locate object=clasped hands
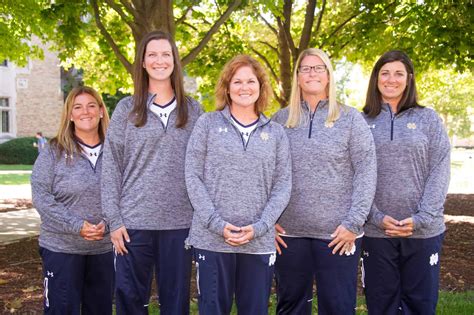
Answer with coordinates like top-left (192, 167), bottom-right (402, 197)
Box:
top-left (382, 215), bottom-right (414, 237)
top-left (80, 220), bottom-right (106, 241)
top-left (224, 223), bottom-right (255, 246)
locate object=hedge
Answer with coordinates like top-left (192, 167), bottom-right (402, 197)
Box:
top-left (0, 137), bottom-right (39, 165)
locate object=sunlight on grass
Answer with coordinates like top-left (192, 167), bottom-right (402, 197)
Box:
top-left (0, 174), bottom-right (31, 185)
top-left (0, 165), bottom-right (33, 171)
top-left (142, 291), bottom-right (473, 314)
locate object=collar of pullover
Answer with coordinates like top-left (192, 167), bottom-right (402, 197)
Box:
top-left (220, 105), bottom-right (270, 128)
top-left (380, 102), bottom-right (413, 118)
top-left (301, 99), bottom-right (329, 113)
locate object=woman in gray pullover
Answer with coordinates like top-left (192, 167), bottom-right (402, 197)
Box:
top-left (185, 55), bottom-right (292, 314)
top-left (101, 31), bottom-right (202, 315)
top-left (272, 48), bottom-right (377, 315)
top-left (31, 86), bottom-right (113, 314)
top-left (362, 50), bottom-right (450, 315)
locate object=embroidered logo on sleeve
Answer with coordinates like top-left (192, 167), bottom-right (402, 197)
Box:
top-left (429, 253), bottom-right (439, 266)
top-left (407, 122), bottom-right (417, 129)
top-left (218, 127), bottom-right (228, 133)
top-left (260, 132), bottom-right (269, 141)
top-left (368, 124), bottom-right (376, 129)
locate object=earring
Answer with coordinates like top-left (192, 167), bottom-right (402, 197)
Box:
top-left (100, 115), bottom-right (103, 118)
top-left (70, 118), bottom-right (73, 121)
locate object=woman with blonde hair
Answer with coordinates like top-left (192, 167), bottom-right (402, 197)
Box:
top-left (185, 54), bottom-right (291, 314)
top-left (31, 86), bottom-right (113, 314)
top-left (272, 48), bottom-right (377, 314)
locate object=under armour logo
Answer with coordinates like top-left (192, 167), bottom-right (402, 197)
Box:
top-left (218, 127), bottom-right (228, 133)
top-left (89, 152), bottom-right (98, 156)
top-left (198, 254), bottom-right (205, 261)
top-left (47, 271), bottom-right (54, 277)
top-left (159, 113), bottom-right (167, 117)
top-left (241, 132), bottom-right (249, 137)
top-left (362, 251), bottom-right (369, 257)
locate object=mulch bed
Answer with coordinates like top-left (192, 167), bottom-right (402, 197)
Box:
top-left (1, 194), bottom-right (473, 313)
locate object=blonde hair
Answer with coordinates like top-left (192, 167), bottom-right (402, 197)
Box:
top-left (50, 86), bottom-right (110, 160)
top-left (215, 55), bottom-right (272, 114)
top-left (286, 48), bottom-right (340, 128)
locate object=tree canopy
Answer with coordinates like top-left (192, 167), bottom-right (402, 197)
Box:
top-left (1, 0), bottom-right (472, 118)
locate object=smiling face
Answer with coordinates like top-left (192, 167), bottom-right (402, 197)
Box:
top-left (298, 55), bottom-right (329, 99)
top-left (229, 66), bottom-right (260, 111)
top-left (70, 93), bottom-right (103, 136)
top-left (377, 61), bottom-right (409, 106)
top-left (143, 39), bottom-right (174, 84)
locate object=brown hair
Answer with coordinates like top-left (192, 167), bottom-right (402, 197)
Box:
top-left (215, 55), bottom-right (272, 115)
top-left (363, 50), bottom-right (422, 117)
top-left (50, 86), bottom-right (110, 159)
top-left (131, 30), bottom-right (188, 127)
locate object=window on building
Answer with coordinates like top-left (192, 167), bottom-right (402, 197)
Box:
top-left (0, 60), bottom-right (7, 67)
top-left (0, 98), bottom-right (10, 133)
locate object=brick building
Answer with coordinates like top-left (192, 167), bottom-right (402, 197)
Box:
top-left (0, 43), bottom-right (63, 143)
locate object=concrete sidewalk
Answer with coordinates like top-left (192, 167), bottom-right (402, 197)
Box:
top-left (0, 208), bottom-right (40, 245)
top-left (0, 184), bottom-right (32, 199)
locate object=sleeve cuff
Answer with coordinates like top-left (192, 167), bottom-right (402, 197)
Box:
top-left (341, 221), bottom-right (363, 235)
top-left (252, 221), bottom-right (270, 238)
top-left (208, 218), bottom-right (227, 236)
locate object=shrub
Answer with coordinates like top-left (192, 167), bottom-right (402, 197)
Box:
top-left (0, 137), bottom-right (39, 165)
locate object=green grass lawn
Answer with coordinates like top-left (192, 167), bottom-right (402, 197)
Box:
top-left (0, 164), bottom-right (33, 171)
top-left (0, 174), bottom-right (31, 185)
top-left (143, 290), bottom-right (474, 314)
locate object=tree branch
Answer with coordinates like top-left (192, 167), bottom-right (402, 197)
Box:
top-left (105, 0), bottom-right (135, 31)
top-left (313, 0), bottom-right (326, 36)
top-left (259, 13), bottom-right (278, 36)
top-left (91, 0), bottom-right (133, 74)
top-left (182, 21), bottom-right (198, 31)
top-left (280, 0), bottom-right (296, 57)
top-left (299, 0), bottom-right (317, 51)
top-left (176, 5), bottom-right (193, 25)
top-left (119, 0), bottom-right (138, 20)
top-left (250, 46), bottom-right (279, 82)
top-left (320, 10), bottom-right (362, 48)
top-left (181, 0), bottom-right (242, 66)
top-left (258, 40), bottom-right (278, 54)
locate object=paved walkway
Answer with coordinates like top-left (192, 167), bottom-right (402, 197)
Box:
top-left (0, 184), bottom-right (32, 199)
top-left (0, 208), bottom-right (40, 245)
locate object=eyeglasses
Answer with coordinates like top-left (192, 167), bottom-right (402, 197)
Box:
top-left (298, 65), bottom-right (327, 73)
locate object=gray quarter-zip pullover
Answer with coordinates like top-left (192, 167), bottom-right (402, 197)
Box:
top-left (31, 145), bottom-right (112, 255)
top-left (364, 104), bottom-right (450, 238)
top-left (101, 94), bottom-right (202, 232)
top-left (272, 101), bottom-right (377, 238)
top-left (185, 106), bottom-right (292, 253)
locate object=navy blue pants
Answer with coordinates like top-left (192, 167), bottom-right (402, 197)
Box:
top-left (362, 234), bottom-right (444, 315)
top-left (194, 248), bottom-right (275, 315)
top-left (39, 247), bottom-right (114, 315)
top-left (275, 237), bottom-right (362, 315)
top-left (114, 229), bottom-right (192, 315)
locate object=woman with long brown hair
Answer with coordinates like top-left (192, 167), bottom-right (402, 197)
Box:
top-left (362, 50), bottom-right (450, 315)
top-left (31, 86), bottom-right (112, 314)
top-left (101, 31), bottom-right (202, 314)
